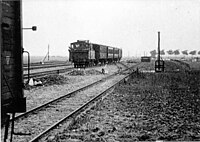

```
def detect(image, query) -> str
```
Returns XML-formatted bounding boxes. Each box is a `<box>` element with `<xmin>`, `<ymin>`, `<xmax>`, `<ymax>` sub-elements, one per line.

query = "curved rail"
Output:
<box><xmin>170</xmin><ymin>59</ymin><xmax>191</xmax><ymax>70</ymax></box>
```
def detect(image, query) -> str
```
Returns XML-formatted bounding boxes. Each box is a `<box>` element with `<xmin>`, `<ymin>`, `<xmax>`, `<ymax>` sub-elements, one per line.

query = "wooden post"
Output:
<box><xmin>48</xmin><ymin>44</ymin><xmax>49</xmax><ymax>61</ymax></box>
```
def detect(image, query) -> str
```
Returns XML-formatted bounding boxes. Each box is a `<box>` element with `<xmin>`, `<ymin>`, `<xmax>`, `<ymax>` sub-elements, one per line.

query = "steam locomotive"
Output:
<box><xmin>69</xmin><ymin>40</ymin><xmax>122</xmax><ymax>68</ymax></box>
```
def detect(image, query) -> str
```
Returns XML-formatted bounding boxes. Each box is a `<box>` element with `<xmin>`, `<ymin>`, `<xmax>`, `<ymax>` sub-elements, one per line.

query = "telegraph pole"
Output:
<box><xmin>48</xmin><ymin>44</ymin><xmax>49</xmax><ymax>61</ymax></box>
<box><xmin>155</xmin><ymin>31</ymin><xmax>164</xmax><ymax>72</ymax></box>
<box><xmin>158</xmin><ymin>32</ymin><xmax>160</xmax><ymax>61</ymax></box>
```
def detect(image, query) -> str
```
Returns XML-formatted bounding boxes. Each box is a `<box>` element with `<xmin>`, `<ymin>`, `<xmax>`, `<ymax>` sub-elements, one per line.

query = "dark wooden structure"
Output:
<box><xmin>1</xmin><ymin>0</ymin><xmax>26</xmax><ymax>122</ymax></box>
<box><xmin>1</xmin><ymin>1</ymin><xmax>26</xmax><ymax>141</ymax></box>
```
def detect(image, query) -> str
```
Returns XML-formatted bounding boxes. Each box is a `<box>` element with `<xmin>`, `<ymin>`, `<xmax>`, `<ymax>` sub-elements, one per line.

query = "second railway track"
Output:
<box><xmin>23</xmin><ymin>63</ymin><xmax>71</xmax><ymax>71</ymax></box>
<box><xmin>23</xmin><ymin>67</ymin><xmax>74</xmax><ymax>79</ymax></box>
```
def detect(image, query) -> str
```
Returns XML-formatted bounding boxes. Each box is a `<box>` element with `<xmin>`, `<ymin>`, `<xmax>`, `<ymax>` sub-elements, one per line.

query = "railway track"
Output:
<box><xmin>23</xmin><ymin>63</ymin><xmax>71</xmax><ymax>71</ymax></box>
<box><xmin>170</xmin><ymin>59</ymin><xmax>191</xmax><ymax>71</ymax></box>
<box><xmin>23</xmin><ymin>61</ymin><xmax>68</xmax><ymax>67</ymax></box>
<box><xmin>23</xmin><ymin>67</ymin><xmax>74</xmax><ymax>79</ymax></box>
<box><xmin>30</xmin><ymin>74</ymin><xmax>129</xmax><ymax>142</ymax></box>
<box><xmin>4</xmin><ymin>64</ymin><xmax>132</xmax><ymax>142</ymax></box>
<box><xmin>23</xmin><ymin>62</ymin><xmax>73</xmax><ymax>80</ymax></box>
<box><xmin>23</xmin><ymin>62</ymin><xmax>129</xmax><ymax>80</ymax></box>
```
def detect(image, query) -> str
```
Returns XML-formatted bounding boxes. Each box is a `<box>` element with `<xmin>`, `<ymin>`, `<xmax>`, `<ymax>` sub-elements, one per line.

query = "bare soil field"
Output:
<box><xmin>186</xmin><ymin>61</ymin><xmax>200</xmax><ymax>70</ymax></box>
<box><xmin>50</xmin><ymin>62</ymin><xmax>200</xmax><ymax>142</ymax></box>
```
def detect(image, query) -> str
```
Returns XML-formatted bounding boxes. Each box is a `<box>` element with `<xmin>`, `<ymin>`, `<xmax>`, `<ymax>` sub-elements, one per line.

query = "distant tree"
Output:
<box><xmin>160</xmin><ymin>49</ymin><xmax>165</xmax><ymax>55</ymax></box>
<box><xmin>182</xmin><ymin>50</ymin><xmax>188</xmax><ymax>55</ymax></box>
<box><xmin>198</xmin><ymin>51</ymin><xmax>200</xmax><ymax>55</ymax></box>
<box><xmin>167</xmin><ymin>50</ymin><xmax>174</xmax><ymax>55</ymax></box>
<box><xmin>189</xmin><ymin>50</ymin><xmax>196</xmax><ymax>55</ymax></box>
<box><xmin>150</xmin><ymin>50</ymin><xmax>157</xmax><ymax>58</ymax></box>
<box><xmin>174</xmin><ymin>50</ymin><xmax>180</xmax><ymax>55</ymax></box>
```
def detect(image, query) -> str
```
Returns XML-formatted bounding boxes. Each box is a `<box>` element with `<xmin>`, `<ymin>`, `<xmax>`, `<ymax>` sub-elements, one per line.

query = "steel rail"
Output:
<box><xmin>29</xmin><ymin>68</ymin><xmax>132</xmax><ymax>142</ymax></box>
<box><xmin>23</xmin><ymin>67</ymin><xmax>74</xmax><ymax>79</ymax></box>
<box><xmin>23</xmin><ymin>63</ymin><xmax>71</xmax><ymax>71</ymax></box>
<box><xmin>23</xmin><ymin>61</ymin><xmax>68</xmax><ymax>67</ymax></box>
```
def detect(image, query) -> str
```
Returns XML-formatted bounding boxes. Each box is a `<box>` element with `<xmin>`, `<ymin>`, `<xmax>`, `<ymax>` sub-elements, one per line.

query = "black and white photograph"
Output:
<box><xmin>1</xmin><ymin>0</ymin><xmax>200</xmax><ymax>141</ymax></box>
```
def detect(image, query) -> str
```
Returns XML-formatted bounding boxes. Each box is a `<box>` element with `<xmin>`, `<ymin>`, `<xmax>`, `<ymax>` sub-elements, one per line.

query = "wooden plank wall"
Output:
<box><xmin>1</xmin><ymin>0</ymin><xmax>24</xmax><ymax>112</ymax></box>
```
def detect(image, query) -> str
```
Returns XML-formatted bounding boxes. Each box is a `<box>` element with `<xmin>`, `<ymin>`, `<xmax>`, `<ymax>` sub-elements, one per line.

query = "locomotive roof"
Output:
<box><xmin>71</xmin><ymin>40</ymin><xmax>122</xmax><ymax>50</ymax></box>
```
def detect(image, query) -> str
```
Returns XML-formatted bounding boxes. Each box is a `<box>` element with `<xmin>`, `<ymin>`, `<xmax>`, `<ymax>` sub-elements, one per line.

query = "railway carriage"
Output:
<box><xmin>69</xmin><ymin>40</ymin><xmax>122</xmax><ymax>68</ymax></box>
<box><xmin>92</xmin><ymin>44</ymin><xmax>108</xmax><ymax>64</ymax></box>
<box><xmin>107</xmin><ymin>46</ymin><xmax>114</xmax><ymax>63</ymax></box>
<box><xmin>114</xmin><ymin>47</ymin><xmax>120</xmax><ymax>62</ymax></box>
<box><xmin>119</xmin><ymin>48</ymin><xmax>122</xmax><ymax>60</ymax></box>
<box><xmin>1</xmin><ymin>0</ymin><xmax>26</xmax><ymax>125</ymax></box>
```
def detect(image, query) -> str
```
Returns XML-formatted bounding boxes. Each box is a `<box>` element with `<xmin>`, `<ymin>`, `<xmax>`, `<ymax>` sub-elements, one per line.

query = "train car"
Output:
<box><xmin>1</xmin><ymin>0</ymin><xmax>26</xmax><ymax>126</ymax></box>
<box><xmin>92</xmin><ymin>44</ymin><xmax>108</xmax><ymax>64</ymax></box>
<box><xmin>69</xmin><ymin>40</ymin><xmax>95</xmax><ymax>67</ymax></box>
<box><xmin>107</xmin><ymin>46</ymin><xmax>114</xmax><ymax>63</ymax></box>
<box><xmin>119</xmin><ymin>48</ymin><xmax>122</xmax><ymax>61</ymax></box>
<box><xmin>113</xmin><ymin>47</ymin><xmax>120</xmax><ymax>62</ymax></box>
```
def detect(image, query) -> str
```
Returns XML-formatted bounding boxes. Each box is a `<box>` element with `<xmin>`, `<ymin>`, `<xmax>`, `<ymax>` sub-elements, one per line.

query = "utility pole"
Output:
<box><xmin>158</xmin><ymin>31</ymin><xmax>160</xmax><ymax>61</ymax></box>
<box><xmin>155</xmin><ymin>31</ymin><xmax>164</xmax><ymax>72</ymax></box>
<box><xmin>48</xmin><ymin>44</ymin><xmax>49</xmax><ymax>61</ymax></box>
<box><xmin>42</xmin><ymin>44</ymin><xmax>50</xmax><ymax>63</ymax></box>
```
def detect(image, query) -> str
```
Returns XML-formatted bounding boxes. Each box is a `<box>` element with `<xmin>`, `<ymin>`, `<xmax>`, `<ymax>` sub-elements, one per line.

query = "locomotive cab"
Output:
<box><xmin>69</xmin><ymin>40</ymin><xmax>95</xmax><ymax>68</ymax></box>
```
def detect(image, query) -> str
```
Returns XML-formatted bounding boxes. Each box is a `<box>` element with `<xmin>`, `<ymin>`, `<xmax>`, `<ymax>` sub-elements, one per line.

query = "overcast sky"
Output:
<box><xmin>22</xmin><ymin>0</ymin><xmax>200</xmax><ymax>57</ymax></box>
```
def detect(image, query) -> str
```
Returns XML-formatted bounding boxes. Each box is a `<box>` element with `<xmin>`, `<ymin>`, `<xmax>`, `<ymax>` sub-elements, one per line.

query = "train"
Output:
<box><xmin>69</xmin><ymin>40</ymin><xmax>122</xmax><ymax>68</ymax></box>
<box><xmin>1</xmin><ymin>0</ymin><xmax>26</xmax><ymax>128</ymax></box>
